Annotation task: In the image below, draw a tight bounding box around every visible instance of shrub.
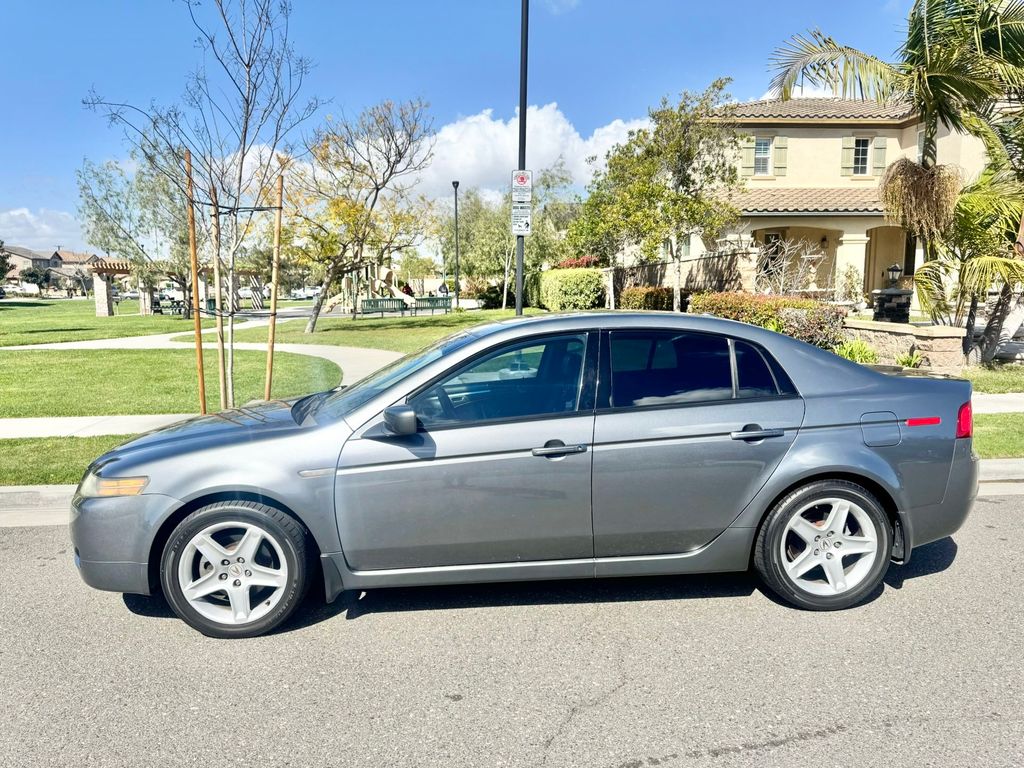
[895,350,924,368]
[538,268,604,311]
[476,284,514,309]
[689,291,847,349]
[834,339,880,364]
[555,255,600,269]
[619,286,673,311]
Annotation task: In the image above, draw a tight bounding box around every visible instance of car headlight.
[78,471,149,498]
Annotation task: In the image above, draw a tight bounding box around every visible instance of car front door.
[592,329,804,557]
[335,332,597,571]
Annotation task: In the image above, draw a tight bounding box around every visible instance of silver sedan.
[70,312,978,637]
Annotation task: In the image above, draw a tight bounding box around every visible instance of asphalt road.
[1,498,1022,768]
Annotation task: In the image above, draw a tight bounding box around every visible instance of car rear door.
[335,331,598,571]
[592,329,804,557]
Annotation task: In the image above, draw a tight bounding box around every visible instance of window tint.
[734,341,779,399]
[409,334,587,426]
[609,331,732,408]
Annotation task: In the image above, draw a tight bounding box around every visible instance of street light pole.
[452,180,460,309]
[514,0,529,316]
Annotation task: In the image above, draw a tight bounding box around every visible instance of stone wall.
[844,318,965,374]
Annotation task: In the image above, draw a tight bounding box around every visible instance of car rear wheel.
[160,501,312,638]
[754,480,892,610]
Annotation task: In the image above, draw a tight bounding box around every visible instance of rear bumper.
[902,439,978,553]
[70,492,181,595]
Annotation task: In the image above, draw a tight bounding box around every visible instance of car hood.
[97,399,309,466]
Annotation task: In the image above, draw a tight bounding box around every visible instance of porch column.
[836,232,870,296]
[93,273,114,317]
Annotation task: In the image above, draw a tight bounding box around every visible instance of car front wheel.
[160,501,311,638]
[754,480,892,610]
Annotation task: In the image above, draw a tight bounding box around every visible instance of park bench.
[358,297,409,317]
[413,297,452,315]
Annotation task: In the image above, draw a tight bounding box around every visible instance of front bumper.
[70,492,181,595]
[902,439,978,553]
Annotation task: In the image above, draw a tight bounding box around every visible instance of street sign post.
[511,170,532,236]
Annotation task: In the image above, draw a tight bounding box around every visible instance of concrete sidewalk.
[3,460,1022,527]
[972,392,1024,413]
[0,414,193,439]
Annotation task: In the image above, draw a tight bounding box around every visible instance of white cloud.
[418,103,647,200]
[0,207,85,252]
[757,82,837,101]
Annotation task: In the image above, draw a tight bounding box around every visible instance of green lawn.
[962,365,1024,394]
[973,413,1024,458]
[0,298,213,347]
[0,435,134,485]
[228,308,545,354]
[0,348,341,418]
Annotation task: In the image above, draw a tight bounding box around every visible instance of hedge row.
[689,291,847,349]
[618,286,673,311]
[537,268,604,311]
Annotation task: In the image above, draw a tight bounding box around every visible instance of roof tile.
[732,98,916,121]
[737,187,884,214]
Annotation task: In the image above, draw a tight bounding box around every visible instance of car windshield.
[314,331,477,420]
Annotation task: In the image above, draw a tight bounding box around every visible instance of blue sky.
[0,0,912,251]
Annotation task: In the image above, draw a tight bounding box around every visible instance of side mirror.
[382,405,418,436]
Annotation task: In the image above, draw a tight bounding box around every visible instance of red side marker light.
[906,416,941,427]
[956,401,973,439]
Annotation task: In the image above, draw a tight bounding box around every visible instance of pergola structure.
[87,260,262,318]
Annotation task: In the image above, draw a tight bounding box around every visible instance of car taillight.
[956,401,973,439]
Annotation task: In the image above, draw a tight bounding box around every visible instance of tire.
[160,501,312,638]
[754,480,892,611]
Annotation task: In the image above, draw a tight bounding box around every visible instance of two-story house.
[615,98,989,303]
[728,97,986,297]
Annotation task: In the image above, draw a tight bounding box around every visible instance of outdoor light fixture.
[887,262,903,286]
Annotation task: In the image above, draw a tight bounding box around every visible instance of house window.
[917,128,925,163]
[680,234,691,257]
[754,137,772,176]
[853,138,871,175]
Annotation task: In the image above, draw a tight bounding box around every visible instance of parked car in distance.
[290,286,321,300]
[70,312,978,638]
[0,287,6,299]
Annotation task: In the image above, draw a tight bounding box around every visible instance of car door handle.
[730,426,786,441]
[532,443,587,457]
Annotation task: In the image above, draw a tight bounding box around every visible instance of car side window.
[409,334,588,427]
[608,331,733,408]
[734,340,780,399]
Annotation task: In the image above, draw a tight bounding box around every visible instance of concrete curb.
[3,460,1024,527]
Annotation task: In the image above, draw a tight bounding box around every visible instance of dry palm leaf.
[880,158,962,239]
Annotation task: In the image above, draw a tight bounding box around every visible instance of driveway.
[0,498,1021,767]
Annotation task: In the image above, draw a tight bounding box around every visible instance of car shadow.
[884,536,958,589]
[123,539,959,634]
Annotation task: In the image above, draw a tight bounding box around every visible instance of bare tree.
[285,99,433,333]
[754,238,833,297]
[86,0,320,407]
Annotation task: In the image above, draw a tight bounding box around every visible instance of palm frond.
[769,30,903,100]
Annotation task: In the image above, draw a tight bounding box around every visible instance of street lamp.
[452,180,460,308]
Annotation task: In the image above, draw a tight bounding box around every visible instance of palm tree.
[770,0,1024,245]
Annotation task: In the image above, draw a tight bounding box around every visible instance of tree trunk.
[963,294,979,359]
[672,239,681,313]
[501,249,512,310]
[226,258,235,409]
[305,265,339,334]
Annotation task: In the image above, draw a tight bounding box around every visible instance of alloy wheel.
[176,521,289,626]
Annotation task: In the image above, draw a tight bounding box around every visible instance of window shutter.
[741,137,755,177]
[841,136,855,176]
[773,136,788,176]
[872,136,888,176]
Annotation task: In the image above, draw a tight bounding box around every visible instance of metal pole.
[184,149,207,415]
[452,180,460,308]
[515,0,529,316]
[265,175,284,401]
